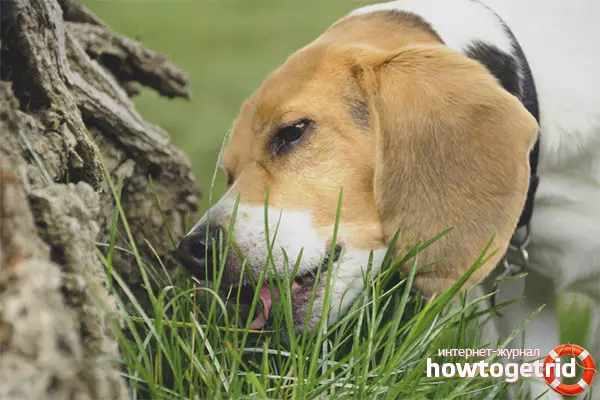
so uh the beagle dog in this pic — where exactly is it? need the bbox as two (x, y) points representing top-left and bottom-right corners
(177, 0), (600, 397)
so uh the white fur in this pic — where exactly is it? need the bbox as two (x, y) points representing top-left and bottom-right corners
(351, 0), (514, 54)
(200, 193), (387, 325)
(197, 195), (327, 278)
(328, 247), (388, 323)
(354, 1), (600, 398)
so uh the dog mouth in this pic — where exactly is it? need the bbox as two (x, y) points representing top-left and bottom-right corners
(226, 245), (342, 330)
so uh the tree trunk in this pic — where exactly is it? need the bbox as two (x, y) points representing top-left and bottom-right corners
(0, 0), (201, 398)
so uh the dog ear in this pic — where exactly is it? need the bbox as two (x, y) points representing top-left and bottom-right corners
(353, 44), (538, 297)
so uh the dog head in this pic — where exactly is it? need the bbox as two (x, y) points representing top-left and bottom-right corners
(176, 11), (538, 332)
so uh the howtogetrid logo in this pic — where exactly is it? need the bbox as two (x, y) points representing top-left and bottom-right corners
(428, 344), (596, 397)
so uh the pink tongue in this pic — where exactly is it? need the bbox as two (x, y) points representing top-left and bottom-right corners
(249, 283), (280, 330)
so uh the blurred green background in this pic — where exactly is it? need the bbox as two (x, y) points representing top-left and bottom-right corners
(87, 0), (371, 212)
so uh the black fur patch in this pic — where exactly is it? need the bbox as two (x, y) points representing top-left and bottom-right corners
(465, 41), (520, 96)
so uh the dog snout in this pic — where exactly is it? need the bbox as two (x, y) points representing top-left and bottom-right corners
(175, 223), (225, 280)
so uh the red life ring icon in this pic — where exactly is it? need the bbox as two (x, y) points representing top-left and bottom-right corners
(543, 344), (596, 396)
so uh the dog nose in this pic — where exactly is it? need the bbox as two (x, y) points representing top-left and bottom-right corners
(175, 224), (225, 280)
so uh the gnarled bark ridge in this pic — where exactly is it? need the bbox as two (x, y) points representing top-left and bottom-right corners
(0, 0), (201, 398)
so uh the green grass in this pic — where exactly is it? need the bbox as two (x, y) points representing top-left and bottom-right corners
(98, 167), (532, 399)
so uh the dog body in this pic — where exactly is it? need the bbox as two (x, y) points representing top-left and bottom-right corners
(482, 1), (600, 397)
(354, 2), (600, 398)
(482, 2), (600, 295)
(354, 0), (600, 341)
(177, 1), (600, 397)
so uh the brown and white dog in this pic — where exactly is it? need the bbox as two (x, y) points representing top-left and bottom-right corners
(176, 0), (600, 398)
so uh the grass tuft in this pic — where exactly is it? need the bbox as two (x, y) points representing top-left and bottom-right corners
(94, 174), (537, 399)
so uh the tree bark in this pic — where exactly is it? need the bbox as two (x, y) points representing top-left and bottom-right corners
(0, 0), (201, 398)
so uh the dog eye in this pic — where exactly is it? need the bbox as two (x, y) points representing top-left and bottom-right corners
(269, 119), (313, 156)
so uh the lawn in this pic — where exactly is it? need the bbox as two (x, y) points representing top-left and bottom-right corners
(100, 173), (521, 398)
(86, 1), (592, 398)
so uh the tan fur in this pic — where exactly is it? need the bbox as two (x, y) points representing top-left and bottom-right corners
(221, 12), (538, 296)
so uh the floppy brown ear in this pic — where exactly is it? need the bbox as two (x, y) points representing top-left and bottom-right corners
(354, 44), (538, 297)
